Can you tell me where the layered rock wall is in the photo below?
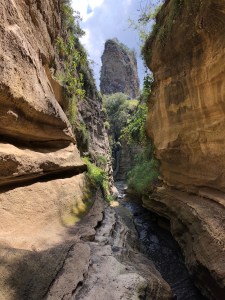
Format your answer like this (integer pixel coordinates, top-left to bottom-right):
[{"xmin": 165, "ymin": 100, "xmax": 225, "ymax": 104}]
[
  {"xmin": 0, "ymin": 1, "xmax": 99, "ymax": 298},
  {"xmin": 144, "ymin": 0, "xmax": 225, "ymax": 193},
  {"xmin": 0, "ymin": 0, "xmax": 85, "ymax": 185},
  {"xmin": 100, "ymin": 39, "xmax": 140, "ymax": 98},
  {"xmin": 143, "ymin": 0, "xmax": 225, "ymax": 299}
]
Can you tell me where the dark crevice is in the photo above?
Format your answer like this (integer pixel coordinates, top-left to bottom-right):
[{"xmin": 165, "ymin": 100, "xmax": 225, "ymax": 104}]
[
  {"xmin": 0, "ymin": 134, "xmax": 73, "ymax": 151},
  {"xmin": 42, "ymin": 243, "xmax": 75, "ymax": 299},
  {"xmin": 71, "ymin": 280, "xmax": 83, "ymax": 298},
  {"xmin": 94, "ymin": 210, "xmax": 105, "ymax": 231},
  {"xmin": 0, "ymin": 164, "xmax": 87, "ymax": 193}
]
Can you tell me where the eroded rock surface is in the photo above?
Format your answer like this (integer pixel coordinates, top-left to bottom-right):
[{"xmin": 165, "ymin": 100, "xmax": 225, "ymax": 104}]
[
  {"xmin": 0, "ymin": 1, "xmax": 100, "ymax": 299},
  {"xmin": 76, "ymin": 92, "xmax": 114, "ymax": 189},
  {"xmin": 49, "ymin": 204, "xmax": 173, "ymax": 300},
  {"xmin": 0, "ymin": 188, "xmax": 104, "ymax": 300},
  {"xmin": 0, "ymin": 0, "xmax": 85, "ymax": 185},
  {"xmin": 144, "ymin": 0, "xmax": 225, "ymax": 192},
  {"xmin": 100, "ymin": 39, "xmax": 140, "ymax": 98},
  {"xmin": 143, "ymin": 1, "xmax": 225, "ymax": 299}
]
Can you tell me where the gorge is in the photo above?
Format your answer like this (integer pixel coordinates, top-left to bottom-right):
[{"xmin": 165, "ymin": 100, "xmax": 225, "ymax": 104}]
[{"xmin": 0, "ymin": 0, "xmax": 224, "ymax": 300}]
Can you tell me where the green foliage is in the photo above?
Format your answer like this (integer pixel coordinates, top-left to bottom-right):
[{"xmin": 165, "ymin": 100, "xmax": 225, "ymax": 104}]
[
  {"xmin": 83, "ymin": 157, "xmax": 111, "ymax": 201},
  {"xmin": 120, "ymin": 73, "xmax": 153, "ymax": 146},
  {"xmin": 104, "ymin": 121, "xmax": 110, "ymax": 130},
  {"xmin": 127, "ymin": 146, "xmax": 160, "ymax": 195},
  {"xmin": 55, "ymin": 1, "xmax": 88, "ymax": 124},
  {"xmin": 77, "ymin": 122, "xmax": 89, "ymax": 146},
  {"xmin": 128, "ymin": 1, "xmax": 163, "ymax": 47},
  {"xmin": 61, "ymin": 2, "xmax": 85, "ymax": 36},
  {"xmin": 96, "ymin": 154, "xmax": 108, "ymax": 168},
  {"xmin": 83, "ymin": 157, "xmax": 106, "ymax": 186},
  {"xmin": 141, "ymin": 73, "xmax": 154, "ymax": 102},
  {"xmin": 68, "ymin": 96, "xmax": 78, "ymax": 125},
  {"xmin": 103, "ymin": 93, "xmax": 138, "ymax": 141},
  {"xmin": 120, "ymin": 104, "xmax": 147, "ymax": 145},
  {"xmin": 143, "ymin": 0, "xmax": 185, "ymax": 49}
]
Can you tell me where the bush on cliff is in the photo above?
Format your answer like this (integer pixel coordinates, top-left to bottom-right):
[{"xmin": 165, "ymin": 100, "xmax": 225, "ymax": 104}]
[
  {"xmin": 127, "ymin": 149, "xmax": 159, "ymax": 195},
  {"xmin": 56, "ymin": 2, "xmax": 86, "ymax": 103},
  {"xmin": 103, "ymin": 93, "xmax": 138, "ymax": 142},
  {"xmin": 83, "ymin": 157, "xmax": 111, "ymax": 201},
  {"xmin": 120, "ymin": 96, "xmax": 159, "ymax": 194},
  {"xmin": 55, "ymin": 0, "xmax": 97, "ymax": 126},
  {"xmin": 120, "ymin": 104, "xmax": 147, "ymax": 146}
]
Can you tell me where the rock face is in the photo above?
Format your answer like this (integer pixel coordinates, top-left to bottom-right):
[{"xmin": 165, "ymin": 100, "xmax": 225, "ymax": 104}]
[
  {"xmin": 114, "ymin": 141, "xmax": 141, "ymax": 181},
  {"xmin": 0, "ymin": 1, "xmax": 106, "ymax": 298},
  {"xmin": 143, "ymin": 0, "xmax": 225, "ymax": 299},
  {"xmin": 100, "ymin": 39, "xmax": 140, "ymax": 98},
  {"xmin": 76, "ymin": 74, "xmax": 114, "ymax": 188},
  {"xmin": 0, "ymin": 0, "xmax": 85, "ymax": 187},
  {"xmin": 144, "ymin": 0, "xmax": 225, "ymax": 193}
]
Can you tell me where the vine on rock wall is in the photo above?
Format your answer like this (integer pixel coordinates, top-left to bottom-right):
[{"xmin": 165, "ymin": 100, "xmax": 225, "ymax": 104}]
[
  {"xmin": 54, "ymin": 1, "xmax": 112, "ymax": 201},
  {"xmin": 55, "ymin": 0, "xmax": 87, "ymax": 125}
]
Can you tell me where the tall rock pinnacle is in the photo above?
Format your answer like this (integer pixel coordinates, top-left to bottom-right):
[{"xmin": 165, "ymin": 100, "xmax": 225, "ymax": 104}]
[{"xmin": 100, "ymin": 39, "xmax": 140, "ymax": 98}]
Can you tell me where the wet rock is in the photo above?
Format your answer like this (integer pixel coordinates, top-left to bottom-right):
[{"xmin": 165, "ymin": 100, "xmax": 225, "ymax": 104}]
[{"xmin": 143, "ymin": 187, "xmax": 225, "ymax": 300}]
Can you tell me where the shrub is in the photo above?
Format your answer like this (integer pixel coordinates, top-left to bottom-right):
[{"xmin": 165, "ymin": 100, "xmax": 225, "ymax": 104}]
[
  {"xmin": 127, "ymin": 148, "xmax": 159, "ymax": 195},
  {"xmin": 120, "ymin": 104, "xmax": 148, "ymax": 145},
  {"xmin": 75, "ymin": 122, "xmax": 89, "ymax": 154},
  {"xmin": 141, "ymin": 73, "xmax": 154, "ymax": 102},
  {"xmin": 103, "ymin": 93, "xmax": 138, "ymax": 142},
  {"xmin": 83, "ymin": 157, "xmax": 111, "ymax": 201},
  {"xmin": 67, "ymin": 96, "xmax": 78, "ymax": 125},
  {"xmin": 55, "ymin": 1, "xmax": 87, "ymax": 124},
  {"xmin": 104, "ymin": 121, "xmax": 110, "ymax": 130},
  {"xmin": 96, "ymin": 154, "xmax": 108, "ymax": 168}
]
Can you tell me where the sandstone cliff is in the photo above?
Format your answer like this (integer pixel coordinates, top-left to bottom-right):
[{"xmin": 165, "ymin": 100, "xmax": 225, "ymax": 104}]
[
  {"xmin": 143, "ymin": 0, "xmax": 225, "ymax": 299},
  {"xmin": 100, "ymin": 39, "xmax": 140, "ymax": 98}
]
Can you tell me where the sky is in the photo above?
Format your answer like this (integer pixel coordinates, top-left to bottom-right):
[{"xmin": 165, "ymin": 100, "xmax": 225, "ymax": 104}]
[{"xmin": 71, "ymin": 0, "xmax": 152, "ymax": 90}]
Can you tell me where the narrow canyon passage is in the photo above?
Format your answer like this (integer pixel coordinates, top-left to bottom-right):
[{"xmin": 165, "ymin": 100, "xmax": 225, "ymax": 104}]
[
  {"xmin": 0, "ymin": 0, "xmax": 224, "ymax": 299},
  {"xmin": 115, "ymin": 181, "xmax": 207, "ymax": 300}
]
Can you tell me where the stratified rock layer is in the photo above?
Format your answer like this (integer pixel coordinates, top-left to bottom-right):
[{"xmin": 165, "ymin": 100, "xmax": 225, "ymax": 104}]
[
  {"xmin": 0, "ymin": 0, "xmax": 85, "ymax": 184},
  {"xmin": 144, "ymin": 0, "xmax": 225, "ymax": 192},
  {"xmin": 143, "ymin": 0, "xmax": 225, "ymax": 299},
  {"xmin": 100, "ymin": 39, "xmax": 140, "ymax": 98}
]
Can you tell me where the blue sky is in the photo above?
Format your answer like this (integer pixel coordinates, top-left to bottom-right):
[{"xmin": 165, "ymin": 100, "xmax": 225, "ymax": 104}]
[{"xmin": 71, "ymin": 0, "xmax": 151, "ymax": 89}]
